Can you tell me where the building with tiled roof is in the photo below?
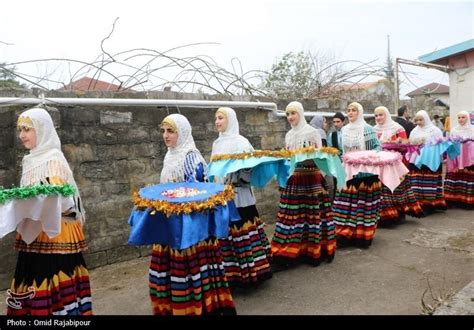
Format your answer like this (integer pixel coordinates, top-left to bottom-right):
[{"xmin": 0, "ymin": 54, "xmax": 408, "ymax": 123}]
[{"xmin": 58, "ymin": 77, "xmax": 124, "ymax": 92}]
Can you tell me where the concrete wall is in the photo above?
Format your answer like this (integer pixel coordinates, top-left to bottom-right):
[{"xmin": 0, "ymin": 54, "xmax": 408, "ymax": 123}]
[{"xmin": 449, "ymin": 67, "xmax": 474, "ymax": 119}]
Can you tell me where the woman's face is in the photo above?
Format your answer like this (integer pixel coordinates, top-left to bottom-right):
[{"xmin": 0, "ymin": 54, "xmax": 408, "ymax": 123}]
[
  {"xmin": 322, "ymin": 117, "xmax": 328, "ymax": 131},
  {"xmin": 215, "ymin": 112, "xmax": 228, "ymax": 133},
  {"xmin": 161, "ymin": 123, "xmax": 178, "ymax": 148},
  {"xmin": 18, "ymin": 126, "xmax": 37, "ymax": 150},
  {"xmin": 414, "ymin": 115, "xmax": 425, "ymax": 127},
  {"xmin": 374, "ymin": 109, "xmax": 386, "ymax": 125},
  {"xmin": 457, "ymin": 113, "xmax": 468, "ymax": 126},
  {"xmin": 346, "ymin": 106, "xmax": 359, "ymax": 123},
  {"xmin": 286, "ymin": 110, "xmax": 300, "ymax": 126}
]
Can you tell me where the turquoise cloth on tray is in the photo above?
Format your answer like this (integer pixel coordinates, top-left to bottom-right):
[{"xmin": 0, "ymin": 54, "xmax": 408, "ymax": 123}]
[
  {"xmin": 289, "ymin": 151, "xmax": 346, "ymax": 190},
  {"xmin": 415, "ymin": 141, "xmax": 460, "ymax": 171},
  {"xmin": 208, "ymin": 156, "xmax": 290, "ymax": 188},
  {"xmin": 127, "ymin": 182, "xmax": 241, "ymax": 249}
]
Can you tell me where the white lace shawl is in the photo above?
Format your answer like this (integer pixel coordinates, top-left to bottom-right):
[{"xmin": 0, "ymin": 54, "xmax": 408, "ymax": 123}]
[
  {"xmin": 211, "ymin": 107, "xmax": 254, "ymax": 155},
  {"xmin": 409, "ymin": 110, "xmax": 443, "ymax": 144},
  {"xmin": 18, "ymin": 107, "xmax": 85, "ymax": 223},
  {"xmin": 373, "ymin": 106, "xmax": 405, "ymax": 141},
  {"xmin": 160, "ymin": 114, "xmax": 207, "ymax": 183},
  {"xmin": 285, "ymin": 101, "xmax": 322, "ymax": 150},
  {"xmin": 450, "ymin": 111, "xmax": 474, "ymax": 139}
]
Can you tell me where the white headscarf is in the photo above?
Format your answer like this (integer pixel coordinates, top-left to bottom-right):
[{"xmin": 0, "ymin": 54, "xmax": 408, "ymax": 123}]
[
  {"xmin": 211, "ymin": 107, "xmax": 254, "ymax": 155},
  {"xmin": 450, "ymin": 111, "xmax": 474, "ymax": 139},
  {"xmin": 409, "ymin": 110, "xmax": 443, "ymax": 144},
  {"xmin": 285, "ymin": 101, "xmax": 322, "ymax": 150},
  {"xmin": 373, "ymin": 106, "xmax": 405, "ymax": 141},
  {"xmin": 341, "ymin": 102, "xmax": 369, "ymax": 152},
  {"xmin": 17, "ymin": 107, "xmax": 85, "ymax": 222},
  {"xmin": 160, "ymin": 114, "xmax": 207, "ymax": 183}
]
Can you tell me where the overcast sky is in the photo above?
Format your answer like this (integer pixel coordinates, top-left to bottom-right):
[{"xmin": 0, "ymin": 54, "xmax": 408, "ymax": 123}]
[{"xmin": 1, "ymin": 0, "xmax": 473, "ymax": 97}]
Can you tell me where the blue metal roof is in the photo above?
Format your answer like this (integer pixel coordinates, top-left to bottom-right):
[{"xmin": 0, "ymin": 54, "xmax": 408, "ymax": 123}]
[{"xmin": 419, "ymin": 39, "xmax": 474, "ymax": 63}]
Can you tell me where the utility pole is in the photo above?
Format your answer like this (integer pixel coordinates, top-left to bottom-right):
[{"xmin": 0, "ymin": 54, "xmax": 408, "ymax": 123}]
[
  {"xmin": 394, "ymin": 58, "xmax": 399, "ymax": 113},
  {"xmin": 393, "ymin": 57, "xmax": 449, "ymax": 115}
]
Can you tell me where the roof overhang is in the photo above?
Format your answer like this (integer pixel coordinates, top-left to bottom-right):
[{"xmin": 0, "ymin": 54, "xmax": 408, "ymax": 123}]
[{"xmin": 419, "ymin": 39, "xmax": 474, "ymax": 63}]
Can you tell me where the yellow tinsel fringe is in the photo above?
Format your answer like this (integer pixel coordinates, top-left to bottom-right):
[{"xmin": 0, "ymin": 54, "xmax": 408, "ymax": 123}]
[
  {"xmin": 291, "ymin": 146, "xmax": 339, "ymax": 155},
  {"xmin": 133, "ymin": 184, "xmax": 235, "ymax": 217},
  {"xmin": 211, "ymin": 149, "xmax": 290, "ymax": 161},
  {"xmin": 210, "ymin": 146, "xmax": 339, "ymax": 161}
]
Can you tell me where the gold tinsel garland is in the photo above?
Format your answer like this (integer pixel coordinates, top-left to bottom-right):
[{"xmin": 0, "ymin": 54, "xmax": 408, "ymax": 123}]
[
  {"xmin": 211, "ymin": 149, "xmax": 290, "ymax": 161},
  {"xmin": 133, "ymin": 184, "xmax": 235, "ymax": 217},
  {"xmin": 291, "ymin": 146, "xmax": 339, "ymax": 156},
  {"xmin": 210, "ymin": 146, "xmax": 339, "ymax": 161}
]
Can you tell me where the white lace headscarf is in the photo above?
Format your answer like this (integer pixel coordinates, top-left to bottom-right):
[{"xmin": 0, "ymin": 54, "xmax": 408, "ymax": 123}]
[
  {"xmin": 373, "ymin": 106, "xmax": 405, "ymax": 141},
  {"xmin": 211, "ymin": 107, "xmax": 254, "ymax": 155},
  {"xmin": 160, "ymin": 114, "xmax": 207, "ymax": 183},
  {"xmin": 17, "ymin": 107, "xmax": 85, "ymax": 222},
  {"xmin": 409, "ymin": 110, "xmax": 443, "ymax": 144},
  {"xmin": 450, "ymin": 111, "xmax": 474, "ymax": 139},
  {"xmin": 341, "ymin": 102, "xmax": 369, "ymax": 152},
  {"xmin": 285, "ymin": 101, "xmax": 322, "ymax": 150}
]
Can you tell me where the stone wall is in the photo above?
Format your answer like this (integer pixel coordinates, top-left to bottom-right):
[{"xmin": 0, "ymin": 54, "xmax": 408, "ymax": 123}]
[{"xmin": 0, "ymin": 90, "xmax": 292, "ymax": 289}]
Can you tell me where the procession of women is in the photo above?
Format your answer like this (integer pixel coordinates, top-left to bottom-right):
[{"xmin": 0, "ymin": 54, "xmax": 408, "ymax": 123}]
[{"xmin": 1, "ymin": 102, "xmax": 472, "ymax": 315}]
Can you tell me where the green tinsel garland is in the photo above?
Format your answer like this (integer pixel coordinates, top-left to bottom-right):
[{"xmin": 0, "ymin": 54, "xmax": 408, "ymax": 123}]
[{"xmin": 0, "ymin": 184, "xmax": 76, "ymax": 205}]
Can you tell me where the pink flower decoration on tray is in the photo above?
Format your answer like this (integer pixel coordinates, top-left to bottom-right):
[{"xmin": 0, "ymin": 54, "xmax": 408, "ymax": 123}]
[
  {"xmin": 161, "ymin": 187, "xmax": 207, "ymax": 199},
  {"xmin": 343, "ymin": 151, "xmax": 402, "ymax": 166}
]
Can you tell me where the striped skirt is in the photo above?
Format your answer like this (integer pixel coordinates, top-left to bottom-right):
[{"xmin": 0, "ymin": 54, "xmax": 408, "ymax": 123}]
[
  {"xmin": 6, "ymin": 253, "xmax": 92, "ymax": 316},
  {"xmin": 332, "ymin": 175, "xmax": 382, "ymax": 248},
  {"xmin": 444, "ymin": 165, "xmax": 474, "ymax": 209},
  {"xmin": 149, "ymin": 238, "xmax": 236, "ymax": 315},
  {"xmin": 7, "ymin": 220, "xmax": 92, "ymax": 315},
  {"xmin": 408, "ymin": 164, "xmax": 447, "ymax": 212},
  {"xmin": 219, "ymin": 205, "xmax": 272, "ymax": 288},
  {"xmin": 379, "ymin": 176, "xmax": 424, "ymax": 225},
  {"xmin": 271, "ymin": 166, "xmax": 336, "ymax": 265}
]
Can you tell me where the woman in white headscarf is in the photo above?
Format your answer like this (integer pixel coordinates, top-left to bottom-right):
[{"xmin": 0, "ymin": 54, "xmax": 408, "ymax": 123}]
[
  {"xmin": 373, "ymin": 106, "xmax": 424, "ymax": 225},
  {"xmin": 340, "ymin": 102, "xmax": 380, "ymax": 152},
  {"xmin": 159, "ymin": 114, "xmax": 207, "ymax": 183},
  {"xmin": 409, "ymin": 110, "xmax": 443, "ymax": 145},
  {"xmin": 407, "ymin": 110, "xmax": 446, "ymax": 213},
  {"xmin": 444, "ymin": 111, "xmax": 474, "ymax": 209},
  {"xmin": 450, "ymin": 111, "xmax": 474, "ymax": 139},
  {"xmin": 373, "ymin": 106, "xmax": 407, "ymax": 143},
  {"xmin": 211, "ymin": 107, "xmax": 272, "ymax": 287},
  {"xmin": 271, "ymin": 101, "xmax": 336, "ymax": 268},
  {"xmin": 149, "ymin": 113, "xmax": 236, "ymax": 315},
  {"xmin": 332, "ymin": 102, "xmax": 382, "ymax": 248},
  {"xmin": 7, "ymin": 107, "xmax": 92, "ymax": 315}
]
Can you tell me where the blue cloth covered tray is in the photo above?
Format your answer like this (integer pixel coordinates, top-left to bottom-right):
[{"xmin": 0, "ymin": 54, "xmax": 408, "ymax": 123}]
[
  {"xmin": 208, "ymin": 156, "xmax": 290, "ymax": 188},
  {"xmin": 415, "ymin": 140, "xmax": 460, "ymax": 171},
  {"xmin": 128, "ymin": 182, "xmax": 241, "ymax": 249},
  {"xmin": 290, "ymin": 150, "xmax": 346, "ymax": 190}
]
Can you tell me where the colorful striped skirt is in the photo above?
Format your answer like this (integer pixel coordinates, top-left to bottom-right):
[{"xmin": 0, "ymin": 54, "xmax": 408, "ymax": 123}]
[
  {"xmin": 379, "ymin": 176, "xmax": 425, "ymax": 225},
  {"xmin": 444, "ymin": 165, "xmax": 474, "ymax": 209},
  {"xmin": 408, "ymin": 164, "xmax": 447, "ymax": 212},
  {"xmin": 6, "ymin": 252, "xmax": 92, "ymax": 316},
  {"xmin": 149, "ymin": 238, "xmax": 236, "ymax": 315},
  {"xmin": 332, "ymin": 175, "xmax": 382, "ymax": 248},
  {"xmin": 219, "ymin": 205, "xmax": 272, "ymax": 288},
  {"xmin": 7, "ymin": 219, "xmax": 92, "ymax": 316},
  {"xmin": 271, "ymin": 166, "xmax": 335, "ymax": 265}
]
